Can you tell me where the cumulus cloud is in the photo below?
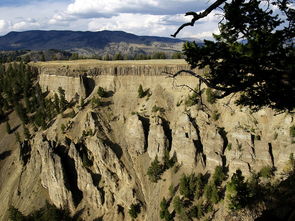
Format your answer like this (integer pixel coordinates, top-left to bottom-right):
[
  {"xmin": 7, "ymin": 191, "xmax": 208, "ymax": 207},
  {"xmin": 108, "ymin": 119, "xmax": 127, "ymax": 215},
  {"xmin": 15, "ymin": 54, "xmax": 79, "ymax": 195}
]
[
  {"xmin": 0, "ymin": 0, "xmax": 221, "ymax": 38},
  {"xmin": 0, "ymin": 20, "xmax": 8, "ymax": 33},
  {"xmin": 87, "ymin": 11, "xmax": 220, "ymax": 39},
  {"xmin": 12, "ymin": 18, "xmax": 40, "ymax": 31}
]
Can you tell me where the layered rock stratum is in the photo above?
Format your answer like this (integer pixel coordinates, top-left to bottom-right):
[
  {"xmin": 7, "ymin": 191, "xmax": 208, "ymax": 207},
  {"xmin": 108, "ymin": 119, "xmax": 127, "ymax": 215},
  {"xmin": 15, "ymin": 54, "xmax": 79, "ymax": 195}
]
[{"xmin": 0, "ymin": 60, "xmax": 294, "ymax": 220}]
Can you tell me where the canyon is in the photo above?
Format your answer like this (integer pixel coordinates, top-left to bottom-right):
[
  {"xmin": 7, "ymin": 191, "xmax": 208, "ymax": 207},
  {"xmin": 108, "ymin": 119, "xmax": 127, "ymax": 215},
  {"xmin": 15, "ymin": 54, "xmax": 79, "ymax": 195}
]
[{"xmin": 0, "ymin": 59, "xmax": 294, "ymax": 221}]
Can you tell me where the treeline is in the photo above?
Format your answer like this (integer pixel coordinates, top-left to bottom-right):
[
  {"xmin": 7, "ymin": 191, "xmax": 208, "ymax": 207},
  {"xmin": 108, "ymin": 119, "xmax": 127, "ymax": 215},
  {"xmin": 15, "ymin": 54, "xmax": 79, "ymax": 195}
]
[
  {"xmin": 71, "ymin": 51, "xmax": 183, "ymax": 61},
  {"xmin": 0, "ymin": 50, "xmax": 72, "ymax": 63},
  {"xmin": 0, "ymin": 50, "xmax": 184, "ymax": 63}
]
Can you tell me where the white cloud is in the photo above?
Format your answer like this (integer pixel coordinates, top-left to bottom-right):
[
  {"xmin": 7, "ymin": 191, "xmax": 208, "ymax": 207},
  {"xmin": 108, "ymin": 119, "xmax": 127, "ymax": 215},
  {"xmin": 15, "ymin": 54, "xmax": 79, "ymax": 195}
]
[
  {"xmin": 0, "ymin": 0, "xmax": 221, "ymax": 39},
  {"xmin": 12, "ymin": 19, "xmax": 40, "ymax": 31},
  {"xmin": 0, "ymin": 19, "xmax": 8, "ymax": 33},
  {"xmin": 0, "ymin": 1, "xmax": 69, "ymax": 35},
  {"xmin": 88, "ymin": 13, "xmax": 168, "ymax": 35},
  {"xmin": 87, "ymin": 11, "xmax": 220, "ymax": 38}
]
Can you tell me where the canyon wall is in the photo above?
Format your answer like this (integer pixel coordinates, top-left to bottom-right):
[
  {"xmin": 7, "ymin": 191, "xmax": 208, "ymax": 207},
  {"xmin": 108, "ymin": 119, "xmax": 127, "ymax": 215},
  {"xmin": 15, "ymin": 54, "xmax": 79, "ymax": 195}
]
[{"xmin": 0, "ymin": 60, "xmax": 294, "ymax": 221}]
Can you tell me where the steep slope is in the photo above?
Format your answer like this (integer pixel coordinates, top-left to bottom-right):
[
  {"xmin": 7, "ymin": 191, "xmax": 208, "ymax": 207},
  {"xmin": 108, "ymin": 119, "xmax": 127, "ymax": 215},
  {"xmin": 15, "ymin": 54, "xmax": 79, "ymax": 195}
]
[{"xmin": 0, "ymin": 60, "xmax": 294, "ymax": 221}]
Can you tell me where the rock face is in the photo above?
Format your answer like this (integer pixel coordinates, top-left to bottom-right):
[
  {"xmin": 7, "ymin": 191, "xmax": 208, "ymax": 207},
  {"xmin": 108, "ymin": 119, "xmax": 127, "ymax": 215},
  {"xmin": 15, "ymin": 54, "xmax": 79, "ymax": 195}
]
[
  {"xmin": 0, "ymin": 60, "xmax": 294, "ymax": 221},
  {"xmin": 33, "ymin": 137, "xmax": 75, "ymax": 211},
  {"xmin": 170, "ymin": 114, "xmax": 200, "ymax": 169},
  {"xmin": 147, "ymin": 116, "xmax": 168, "ymax": 160},
  {"xmin": 125, "ymin": 115, "xmax": 146, "ymax": 157}
]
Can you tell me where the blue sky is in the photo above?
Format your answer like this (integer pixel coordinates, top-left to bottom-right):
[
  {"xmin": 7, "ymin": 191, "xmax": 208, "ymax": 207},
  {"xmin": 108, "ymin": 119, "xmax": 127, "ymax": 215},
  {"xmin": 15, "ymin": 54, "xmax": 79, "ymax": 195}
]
[{"xmin": 0, "ymin": 0, "xmax": 221, "ymax": 38}]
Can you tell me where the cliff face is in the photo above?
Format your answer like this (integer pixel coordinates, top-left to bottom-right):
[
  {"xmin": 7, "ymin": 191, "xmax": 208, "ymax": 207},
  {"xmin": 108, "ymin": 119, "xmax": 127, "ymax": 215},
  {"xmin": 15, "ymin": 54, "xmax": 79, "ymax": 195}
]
[{"xmin": 0, "ymin": 60, "xmax": 294, "ymax": 221}]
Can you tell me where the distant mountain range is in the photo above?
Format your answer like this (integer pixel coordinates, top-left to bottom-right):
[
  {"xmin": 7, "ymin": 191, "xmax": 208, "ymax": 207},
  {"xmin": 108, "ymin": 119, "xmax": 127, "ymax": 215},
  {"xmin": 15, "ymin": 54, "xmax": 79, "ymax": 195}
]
[{"xmin": 0, "ymin": 30, "xmax": 183, "ymax": 51}]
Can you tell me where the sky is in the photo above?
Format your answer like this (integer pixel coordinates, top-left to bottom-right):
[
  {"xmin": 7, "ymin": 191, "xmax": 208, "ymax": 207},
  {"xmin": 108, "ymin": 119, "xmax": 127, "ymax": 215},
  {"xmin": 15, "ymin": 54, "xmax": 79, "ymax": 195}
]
[{"xmin": 0, "ymin": 0, "xmax": 222, "ymax": 39}]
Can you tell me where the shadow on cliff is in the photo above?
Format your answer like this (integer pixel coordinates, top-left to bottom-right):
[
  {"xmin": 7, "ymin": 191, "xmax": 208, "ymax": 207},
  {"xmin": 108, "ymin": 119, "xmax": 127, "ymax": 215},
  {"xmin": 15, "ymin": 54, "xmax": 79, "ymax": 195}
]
[
  {"xmin": 0, "ymin": 150, "xmax": 11, "ymax": 160},
  {"xmin": 82, "ymin": 76, "xmax": 95, "ymax": 97}
]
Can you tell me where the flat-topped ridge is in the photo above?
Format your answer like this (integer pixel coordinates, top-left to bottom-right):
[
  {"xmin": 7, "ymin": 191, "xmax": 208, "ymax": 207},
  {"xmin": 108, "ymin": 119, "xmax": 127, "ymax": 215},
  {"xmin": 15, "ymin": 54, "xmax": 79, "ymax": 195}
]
[{"xmin": 31, "ymin": 59, "xmax": 194, "ymax": 77}]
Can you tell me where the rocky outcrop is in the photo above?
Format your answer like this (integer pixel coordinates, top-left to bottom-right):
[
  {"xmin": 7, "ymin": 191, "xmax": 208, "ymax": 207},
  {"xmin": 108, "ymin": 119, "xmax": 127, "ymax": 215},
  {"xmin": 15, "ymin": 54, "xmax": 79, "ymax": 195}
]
[
  {"xmin": 147, "ymin": 116, "xmax": 168, "ymax": 160},
  {"xmin": 171, "ymin": 114, "xmax": 199, "ymax": 169},
  {"xmin": 125, "ymin": 115, "xmax": 146, "ymax": 157},
  {"xmin": 32, "ymin": 136, "xmax": 75, "ymax": 211}
]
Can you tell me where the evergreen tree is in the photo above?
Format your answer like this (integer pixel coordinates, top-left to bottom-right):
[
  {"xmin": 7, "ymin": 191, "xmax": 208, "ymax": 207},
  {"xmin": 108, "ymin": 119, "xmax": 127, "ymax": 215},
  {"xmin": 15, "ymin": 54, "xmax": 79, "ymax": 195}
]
[
  {"xmin": 226, "ymin": 169, "xmax": 250, "ymax": 210},
  {"xmin": 172, "ymin": 0, "xmax": 295, "ymax": 111},
  {"xmin": 58, "ymin": 87, "xmax": 67, "ymax": 112}
]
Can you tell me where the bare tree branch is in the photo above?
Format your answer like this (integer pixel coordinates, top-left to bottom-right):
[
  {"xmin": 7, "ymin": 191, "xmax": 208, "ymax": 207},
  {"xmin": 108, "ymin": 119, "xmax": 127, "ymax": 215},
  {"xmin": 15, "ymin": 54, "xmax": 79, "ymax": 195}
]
[
  {"xmin": 164, "ymin": 69, "xmax": 251, "ymax": 99},
  {"xmin": 164, "ymin": 69, "xmax": 232, "ymax": 91},
  {"xmin": 171, "ymin": 0, "xmax": 226, "ymax": 37}
]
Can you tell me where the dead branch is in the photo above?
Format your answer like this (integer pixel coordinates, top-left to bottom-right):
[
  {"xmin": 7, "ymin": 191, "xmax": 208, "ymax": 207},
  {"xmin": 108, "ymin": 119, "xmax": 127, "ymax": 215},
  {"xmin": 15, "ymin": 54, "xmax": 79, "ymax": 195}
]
[{"xmin": 171, "ymin": 0, "xmax": 226, "ymax": 37}]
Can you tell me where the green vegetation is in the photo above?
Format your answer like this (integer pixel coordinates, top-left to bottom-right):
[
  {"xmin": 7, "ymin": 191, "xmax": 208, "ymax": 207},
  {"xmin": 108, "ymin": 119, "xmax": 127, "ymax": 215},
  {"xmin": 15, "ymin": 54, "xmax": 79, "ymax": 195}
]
[
  {"xmin": 212, "ymin": 111, "xmax": 220, "ymax": 121},
  {"xmin": 128, "ymin": 203, "xmax": 141, "ymax": 219},
  {"xmin": 227, "ymin": 143, "xmax": 232, "ymax": 151},
  {"xmin": 184, "ymin": 92, "xmax": 198, "ymax": 107},
  {"xmin": 205, "ymin": 88, "xmax": 217, "ymax": 104},
  {"xmin": 151, "ymin": 105, "xmax": 165, "ymax": 113},
  {"xmin": 97, "ymin": 87, "xmax": 107, "ymax": 98},
  {"xmin": 9, "ymin": 203, "xmax": 72, "ymax": 221},
  {"xmin": 147, "ymin": 156, "xmax": 164, "ymax": 183},
  {"xmin": 147, "ymin": 152, "xmax": 177, "ymax": 183},
  {"xmin": 226, "ymin": 169, "xmax": 249, "ymax": 210},
  {"xmin": 137, "ymin": 84, "xmax": 150, "ymax": 98},
  {"xmin": 91, "ymin": 97, "xmax": 102, "ymax": 108},
  {"xmin": 290, "ymin": 125, "xmax": 295, "ymax": 137},
  {"xmin": 159, "ymin": 166, "xmax": 230, "ymax": 220},
  {"xmin": 179, "ymin": 0, "xmax": 295, "ymax": 110},
  {"xmin": 259, "ymin": 166, "xmax": 274, "ymax": 179},
  {"xmin": 0, "ymin": 62, "xmax": 71, "ymax": 134},
  {"xmin": 160, "ymin": 198, "xmax": 174, "ymax": 221}
]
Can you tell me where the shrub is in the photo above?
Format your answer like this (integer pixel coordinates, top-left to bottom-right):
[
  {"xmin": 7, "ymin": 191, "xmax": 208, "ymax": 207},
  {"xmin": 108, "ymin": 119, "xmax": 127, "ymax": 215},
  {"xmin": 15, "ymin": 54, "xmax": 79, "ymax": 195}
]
[
  {"xmin": 290, "ymin": 125, "xmax": 295, "ymax": 137},
  {"xmin": 97, "ymin": 87, "xmax": 107, "ymax": 97},
  {"xmin": 137, "ymin": 84, "xmax": 150, "ymax": 98},
  {"xmin": 138, "ymin": 84, "xmax": 145, "ymax": 98},
  {"xmin": 168, "ymin": 184, "xmax": 177, "ymax": 197},
  {"xmin": 212, "ymin": 165, "xmax": 227, "ymax": 186},
  {"xmin": 212, "ymin": 111, "xmax": 220, "ymax": 121},
  {"xmin": 128, "ymin": 203, "xmax": 141, "ymax": 219},
  {"xmin": 147, "ymin": 156, "xmax": 164, "ymax": 183},
  {"xmin": 259, "ymin": 166, "xmax": 274, "ymax": 178},
  {"xmin": 184, "ymin": 92, "xmax": 198, "ymax": 107},
  {"xmin": 204, "ymin": 182, "xmax": 220, "ymax": 204},
  {"xmin": 160, "ymin": 198, "xmax": 174, "ymax": 221},
  {"xmin": 152, "ymin": 105, "xmax": 165, "ymax": 113},
  {"xmin": 179, "ymin": 173, "xmax": 199, "ymax": 200},
  {"xmin": 91, "ymin": 97, "xmax": 102, "ymax": 108},
  {"xmin": 173, "ymin": 196, "xmax": 184, "ymax": 214},
  {"xmin": 163, "ymin": 150, "xmax": 177, "ymax": 169},
  {"xmin": 206, "ymin": 88, "xmax": 217, "ymax": 104}
]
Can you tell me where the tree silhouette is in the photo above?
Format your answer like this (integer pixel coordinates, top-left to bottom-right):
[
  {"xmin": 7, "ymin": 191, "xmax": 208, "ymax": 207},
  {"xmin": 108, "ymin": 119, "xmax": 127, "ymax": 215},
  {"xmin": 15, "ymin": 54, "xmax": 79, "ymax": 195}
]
[{"xmin": 172, "ymin": 0, "xmax": 295, "ymax": 111}]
